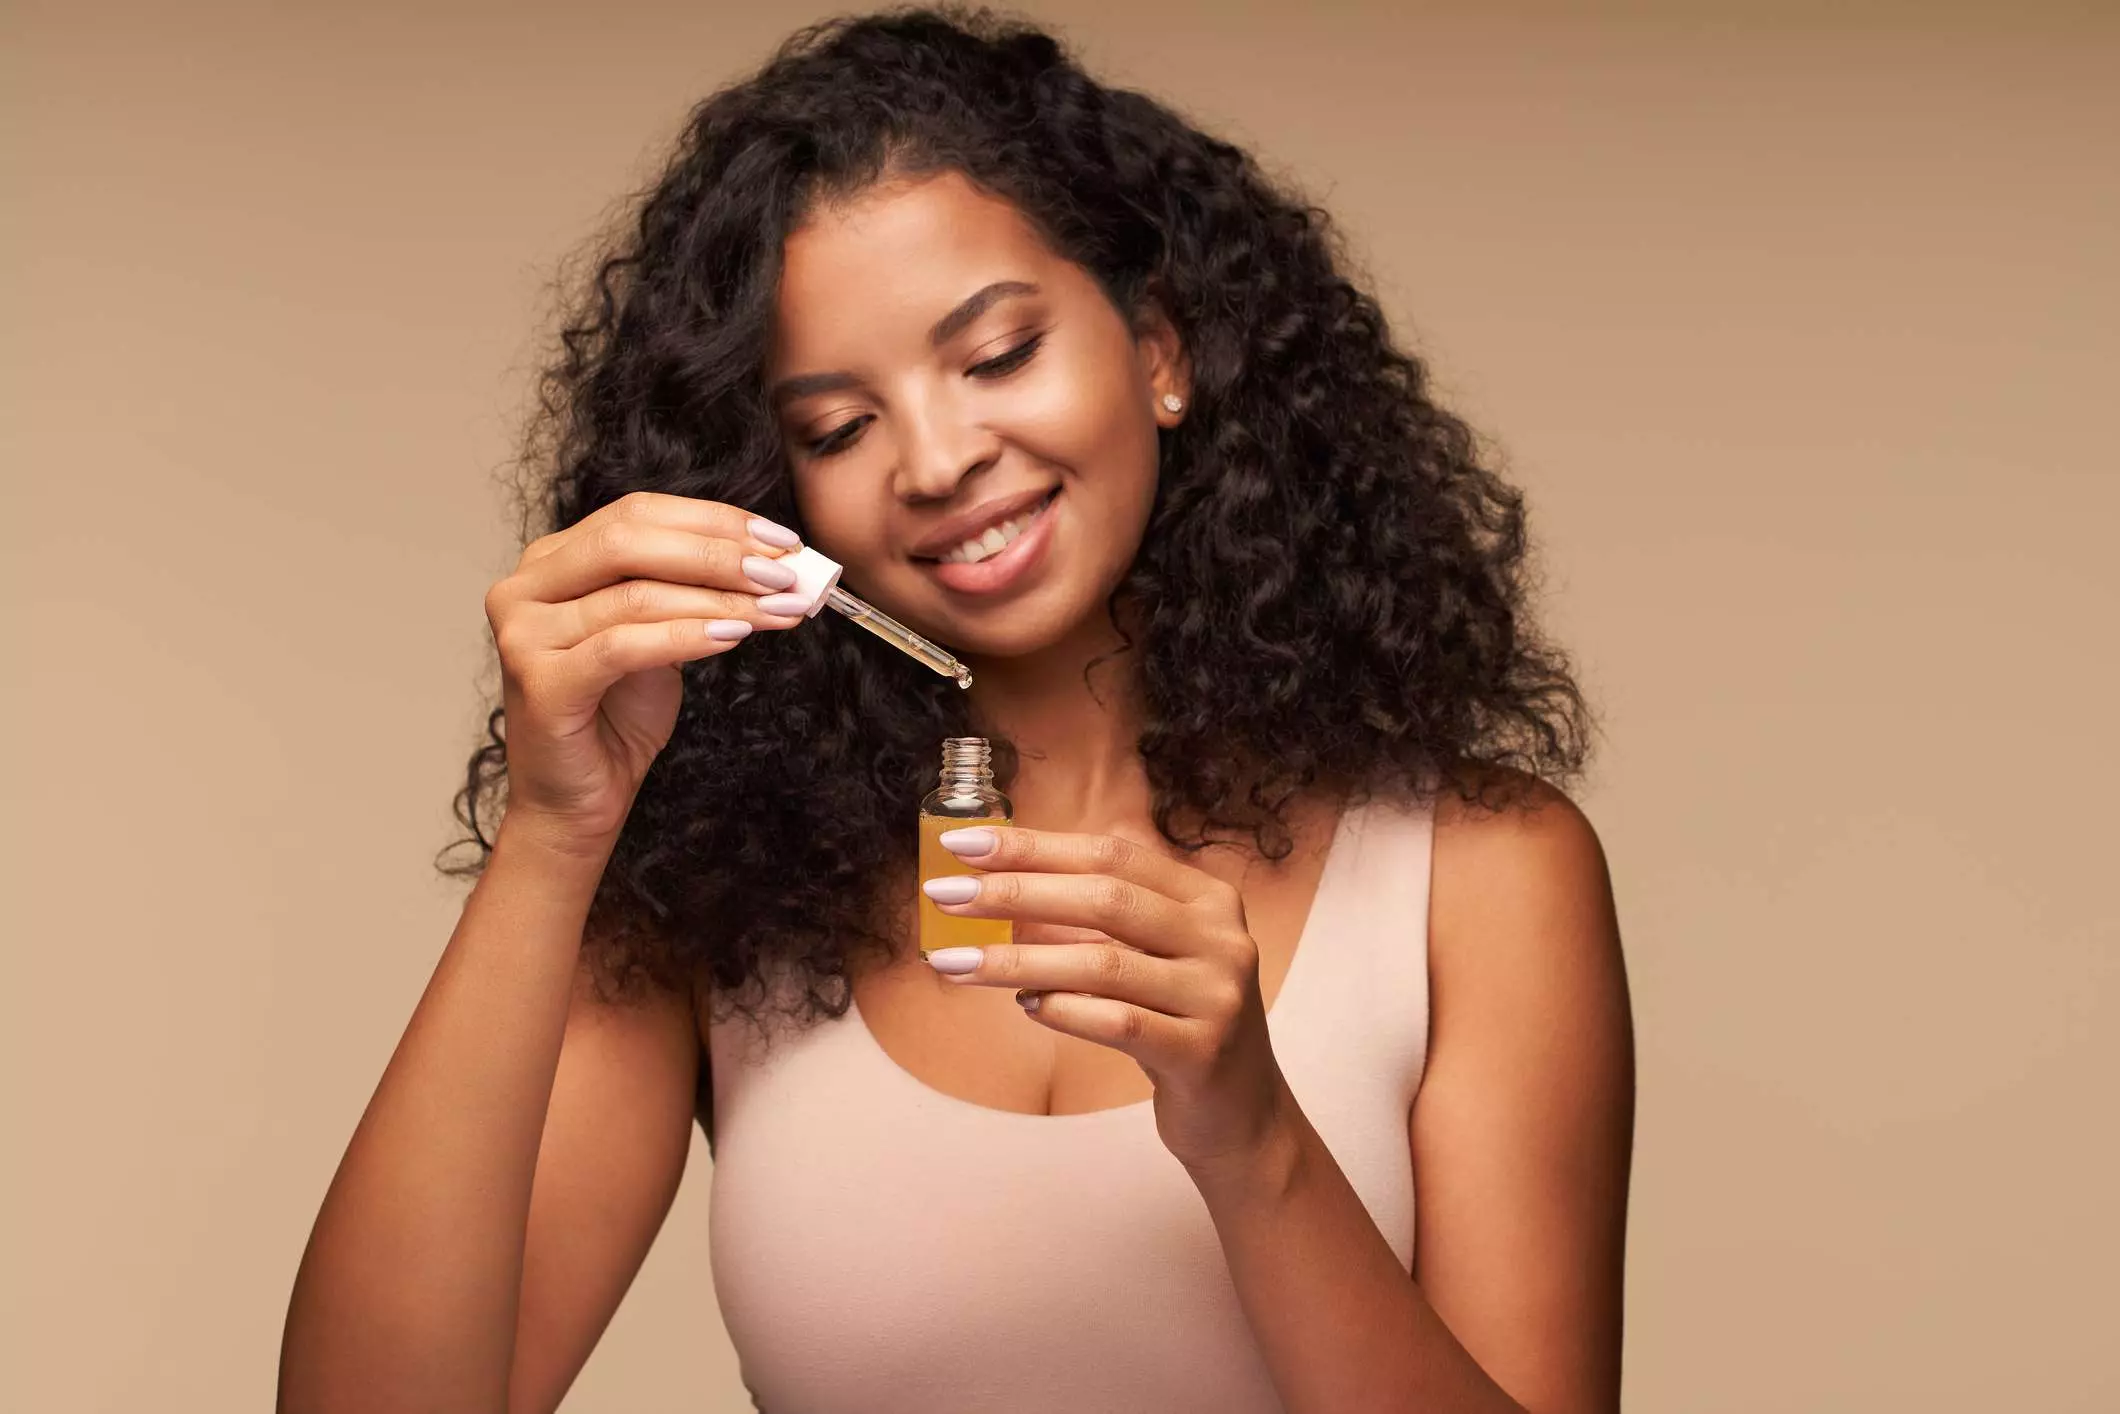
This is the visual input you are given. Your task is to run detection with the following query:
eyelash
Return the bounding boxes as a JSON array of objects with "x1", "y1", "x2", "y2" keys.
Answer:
[
  {"x1": 971, "y1": 333, "x2": 1044, "y2": 379},
  {"x1": 803, "y1": 334, "x2": 1046, "y2": 459}
]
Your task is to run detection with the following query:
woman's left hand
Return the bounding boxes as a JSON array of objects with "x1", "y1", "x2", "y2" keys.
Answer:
[{"x1": 922, "y1": 825, "x2": 1296, "y2": 1176}]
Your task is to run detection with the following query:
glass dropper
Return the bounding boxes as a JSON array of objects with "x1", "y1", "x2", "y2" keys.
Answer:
[
  {"x1": 823, "y1": 586, "x2": 973, "y2": 688},
  {"x1": 776, "y1": 545, "x2": 974, "y2": 689}
]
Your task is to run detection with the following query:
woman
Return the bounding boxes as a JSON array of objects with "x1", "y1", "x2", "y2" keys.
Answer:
[{"x1": 280, "y1": 10, "x2": 1633, "y2": 1413}]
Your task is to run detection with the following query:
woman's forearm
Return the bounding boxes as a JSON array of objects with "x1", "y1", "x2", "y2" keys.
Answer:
[
  {"x1": 1189, "y1": 1086, "x2": 1525, "y2": 1414},
  {"x1": 278, "y1": 816, "x2": 614, "y2": 1414}
]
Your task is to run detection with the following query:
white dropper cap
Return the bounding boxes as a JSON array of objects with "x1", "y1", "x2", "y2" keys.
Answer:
[
  {"x1": 768, "y1": 543, "x2": 973, "y2": 685},
  {"x1": 777, "y1": 545, "x2": 844, "y2": 618}
]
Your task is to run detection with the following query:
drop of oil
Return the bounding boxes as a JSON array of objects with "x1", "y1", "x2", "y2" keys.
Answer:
[{"x1": 953, "y1": 666, "x2": 974, "y2": 689}]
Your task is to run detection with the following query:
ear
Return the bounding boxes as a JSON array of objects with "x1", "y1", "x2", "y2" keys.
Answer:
[{"x1": 1132, "y1": 291, "x2": 1192, "y2": 429}]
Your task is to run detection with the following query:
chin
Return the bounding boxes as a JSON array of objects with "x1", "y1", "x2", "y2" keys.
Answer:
[{"x1": 938, "y1": 582, "x2": 1130, "y2": 663}]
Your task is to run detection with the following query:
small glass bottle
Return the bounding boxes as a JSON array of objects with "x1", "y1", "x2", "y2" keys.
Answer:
[{"x1": 918, "y1": 737, "x2": 1013, "y2": 955}]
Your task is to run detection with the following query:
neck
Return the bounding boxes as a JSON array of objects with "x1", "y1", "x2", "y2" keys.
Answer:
[{"x1": 963, "y1": 609, "x2": 1152, "y2": 834}]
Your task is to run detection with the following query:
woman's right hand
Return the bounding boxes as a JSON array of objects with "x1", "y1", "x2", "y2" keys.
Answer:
[{"x1": 482, "y1": 490, "x2": 810, "y2": 852}]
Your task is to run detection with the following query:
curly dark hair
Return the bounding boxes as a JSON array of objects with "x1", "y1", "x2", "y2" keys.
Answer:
[{"x1": 445, "y1": 5, "x2": 1589, "y2": 1030}]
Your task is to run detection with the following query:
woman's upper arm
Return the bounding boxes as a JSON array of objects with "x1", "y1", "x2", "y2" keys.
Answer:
[
  {"x1": 506, "y1": 960, "x2": 703, "y2": 1414},
  {"x1": 1411, "y1": 782, "x2": 1636, "y2": 1414}
]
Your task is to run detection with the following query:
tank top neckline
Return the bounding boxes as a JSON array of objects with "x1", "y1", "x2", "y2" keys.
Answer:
[{"x1": 844, "y1": 800, "x2": 1363, "y2": 1125}]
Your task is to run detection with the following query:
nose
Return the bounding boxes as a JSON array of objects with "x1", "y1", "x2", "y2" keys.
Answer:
[{"x1": 890, "y1": 388, "x2": 1001, "y2": 502}]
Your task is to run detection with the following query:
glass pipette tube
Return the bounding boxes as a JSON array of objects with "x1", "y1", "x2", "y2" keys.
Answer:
[{"x1": 822, "y1": 586, "x2": 974, "y2": 688}]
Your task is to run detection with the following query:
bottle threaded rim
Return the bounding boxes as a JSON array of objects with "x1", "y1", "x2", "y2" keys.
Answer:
[{"x1": 939, "y1": 736, "x2": 993, "y2": 788}]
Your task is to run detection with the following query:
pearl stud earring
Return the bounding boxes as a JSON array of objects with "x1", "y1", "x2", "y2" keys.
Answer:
[{"x1": 1161, "y1": 393, "x2": 1185, "y2": 413}]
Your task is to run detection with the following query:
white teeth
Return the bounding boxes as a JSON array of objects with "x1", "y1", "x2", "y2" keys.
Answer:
[{"x1": 942, "y1": 508, "x2": 1038, "y2": 565}]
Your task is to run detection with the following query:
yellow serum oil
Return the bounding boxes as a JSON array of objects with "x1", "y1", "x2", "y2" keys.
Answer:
[{"x1": 918, "y1": 736, "x2": 1013, "y2": 955}]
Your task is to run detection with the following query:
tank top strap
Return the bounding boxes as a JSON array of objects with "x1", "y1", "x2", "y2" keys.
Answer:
[{"x1": 1268, "y1": 793, "x2": 1434, "y2": 1097}]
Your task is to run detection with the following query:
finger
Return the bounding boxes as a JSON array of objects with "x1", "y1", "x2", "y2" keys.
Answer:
[
  {"x1": 538, "y1": 617, "x2": 748, "y2": 715},
  {"x1": 932, "y1": 826, "x2": 1224, "y2": 906},
  {"x1": 516, "y1": 516, "x2": 799, "y2": 606},
  {"x1": 941, "y1": 940, "x2": 1200, "y2": 1016},
  {"x1": 1007, "y1": 922, "x2": 1114, "y2": 950},
  {"x1": 1015, "y1": 989, "x2": 1196, "y2": 1060},
  {"x1": 553, "y1": 578, "x2": 807, "y2": 650},
  {"x1": 922, "y1": 872, "x2": 1198, "y2": 958},
  {"x1": 518, "y1": 519, "x2": 786, "y2": 606},
  {"x1": 520, "y1": 491, "x2": 799, "y2": 567}
]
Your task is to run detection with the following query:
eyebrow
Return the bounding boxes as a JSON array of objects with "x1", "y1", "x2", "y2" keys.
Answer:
[{"x1": 768, "y1": 280, "x2": 1043, "y2": 407}]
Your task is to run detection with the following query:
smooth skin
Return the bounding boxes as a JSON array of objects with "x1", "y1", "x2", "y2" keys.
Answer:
[
  {"x1": 278, "y1": 498, "x2": 807, "y2": 1412},
  {"x1": 279, "y1": 170, "x2": 1632, "y2": 1414},
  {"x1": 921, "y1": 800, "x2": 1631, "y2": 1413}
]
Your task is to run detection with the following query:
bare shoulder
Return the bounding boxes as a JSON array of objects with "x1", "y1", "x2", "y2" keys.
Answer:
[
  {"x1": 1424, "y1": 768, "x2": 1628, "y2": 1048},
  {"x1": 1429, "y1": 770, "x2": 1617, "y2": 957},
  {"x1": 1409, "y1": 777, "x2": 1633, "y2": 1409},
  {"x1": 1431, "y1": 769, "x2": 1608, "y2": 897}
]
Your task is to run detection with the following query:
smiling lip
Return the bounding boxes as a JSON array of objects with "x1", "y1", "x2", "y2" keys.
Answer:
[
  {"x1": 908, "y1": 486, "x2": 1057, "y2": 560},
  {"x1": 925, "y1": 489, "x2": 1060, "y2": 597}
]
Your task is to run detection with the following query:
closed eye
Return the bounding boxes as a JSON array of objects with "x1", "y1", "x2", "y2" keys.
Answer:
[
  {"x1": 807, "y1": 415, "x2": 871, "y2": 458},
  {"x1": 970, "y1": 333, "x2": 1044, "y2": 379},
  {"x1": 802, "y1": 334, "x2": 1043, "y2": 459}
]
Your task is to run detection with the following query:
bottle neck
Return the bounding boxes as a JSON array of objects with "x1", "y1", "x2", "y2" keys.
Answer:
[{"x1": 938, "y1": 736, "x2": 994, "y2": 793}]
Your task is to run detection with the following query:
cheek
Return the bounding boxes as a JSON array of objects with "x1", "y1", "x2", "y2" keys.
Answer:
[
  {"x1": 1006, "y1": 346, "x2": 1159, "y2": 500},
  {"x1": 789, "y1": 472, "x2": 885, "y2": 569}
]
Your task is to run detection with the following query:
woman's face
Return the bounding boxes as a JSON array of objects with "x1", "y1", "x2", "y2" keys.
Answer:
[{"x1": 767, "y1": 169, "x2": 1186, "y2": 660}]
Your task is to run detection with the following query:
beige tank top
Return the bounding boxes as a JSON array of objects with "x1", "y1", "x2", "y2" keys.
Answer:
[{"x1": 705, "y1": 796, "x2": 1434, "y2": 1413}]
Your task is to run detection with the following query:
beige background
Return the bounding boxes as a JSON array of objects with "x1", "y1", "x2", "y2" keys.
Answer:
[{"x1": 8, "y1": 2, "x2": 2116, "y2": 1410}]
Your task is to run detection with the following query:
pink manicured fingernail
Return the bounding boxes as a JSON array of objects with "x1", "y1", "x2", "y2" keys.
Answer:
[
  {"x1": 937, "y1": 827, "x2": 997, "y2": 857},
  {"x1": 748, "y1": 517, "x2": 801, "y2": 549},
  {"x1": 706, "y1": 619, "x2": 752, "y2": 641},
  {"x1": 756, "y1": 592, "x2": 810, "y2": 617},
  {"x1": 925, "y1": 947, "x2": 982, "y2": 974},
  {"x1": 922, "y1": 877, "x2": 980, "y2": 905},
  {"x1": 743, "y1": 555, "x2": 798, "y2": 591}
]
